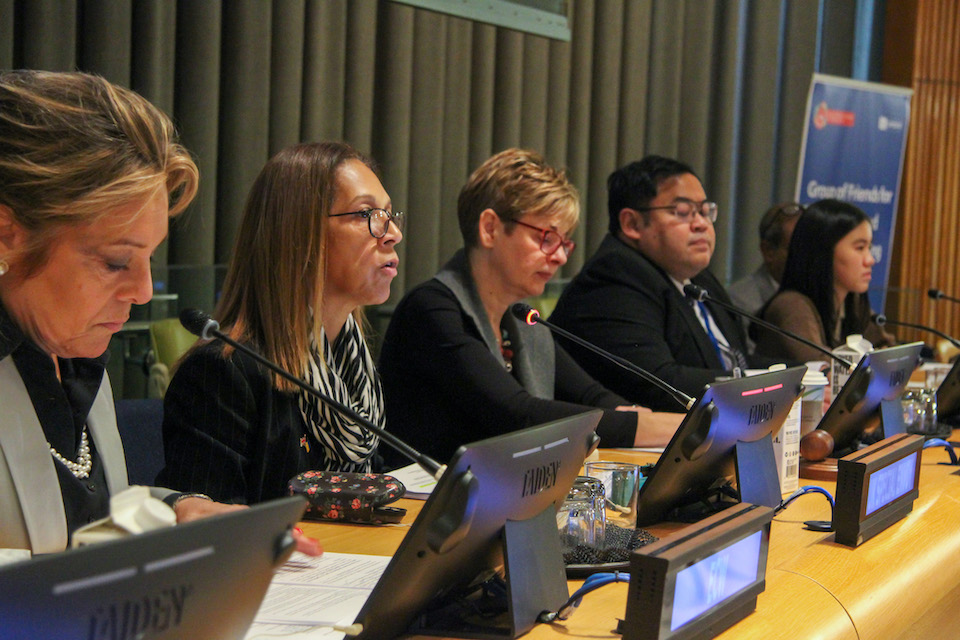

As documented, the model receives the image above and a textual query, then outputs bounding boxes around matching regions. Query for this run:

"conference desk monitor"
[623,502,774,640]
[800,342,924,481]
[0,496,306,640]
[833,432,924,547]
[353,410,602,640]
[635,367,807,526]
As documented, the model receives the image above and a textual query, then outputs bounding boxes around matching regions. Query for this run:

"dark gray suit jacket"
[550,234,761,411]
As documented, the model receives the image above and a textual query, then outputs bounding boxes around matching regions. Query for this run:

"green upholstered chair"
[146,318,197,398]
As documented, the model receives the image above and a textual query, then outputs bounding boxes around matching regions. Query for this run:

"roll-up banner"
[795,73,912,313]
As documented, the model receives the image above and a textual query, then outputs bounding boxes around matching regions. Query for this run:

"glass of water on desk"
[903,386,950,438]
[557,476,606,554]
[584,461,640,547]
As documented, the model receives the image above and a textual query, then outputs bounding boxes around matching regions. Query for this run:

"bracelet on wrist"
[172,492,212,508]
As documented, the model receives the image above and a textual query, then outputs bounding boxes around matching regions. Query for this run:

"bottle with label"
[763,364,801,494]
[800,364,829,437]
[830,334,872,401]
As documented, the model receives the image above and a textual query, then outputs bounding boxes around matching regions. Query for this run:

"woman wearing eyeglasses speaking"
[158,142,403,505]
[377,149,682,467]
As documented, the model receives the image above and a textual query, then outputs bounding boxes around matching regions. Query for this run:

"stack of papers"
[245,553,390,639]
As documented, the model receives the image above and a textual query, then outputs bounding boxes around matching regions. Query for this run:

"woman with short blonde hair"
[379,148,681,466]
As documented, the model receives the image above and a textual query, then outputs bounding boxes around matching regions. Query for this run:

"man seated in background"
[728,202,802,352]
[550,155,776,411]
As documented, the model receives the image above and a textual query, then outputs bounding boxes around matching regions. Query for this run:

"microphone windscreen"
[871,313,887,326]
[510,302,540,325]
[929,288,945,300]
[179,308,218,338]
[682,284,708,301]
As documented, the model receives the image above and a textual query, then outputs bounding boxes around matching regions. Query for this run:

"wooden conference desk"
[299,439,960,640]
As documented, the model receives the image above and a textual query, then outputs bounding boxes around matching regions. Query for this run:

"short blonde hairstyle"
[457,148,580,248]
[215,142,374,391]
[0,70,198,274]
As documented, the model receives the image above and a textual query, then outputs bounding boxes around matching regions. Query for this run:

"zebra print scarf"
[298,315,383,472]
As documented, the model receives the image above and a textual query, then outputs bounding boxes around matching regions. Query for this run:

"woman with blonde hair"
[159,142,403,504]
[0,70,243,552]
[378,148,681,465]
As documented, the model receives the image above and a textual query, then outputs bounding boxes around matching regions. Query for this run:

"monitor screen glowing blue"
[670,530,763,631]
[865,452,918,516]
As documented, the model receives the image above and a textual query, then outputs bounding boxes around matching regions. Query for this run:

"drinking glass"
[584,461,640,539]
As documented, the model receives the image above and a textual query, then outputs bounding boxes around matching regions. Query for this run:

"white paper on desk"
[273,553,389,589]
[387,462,437,499]
[248,552,390,629]
[254,583,370,626]
[246,622,347,639]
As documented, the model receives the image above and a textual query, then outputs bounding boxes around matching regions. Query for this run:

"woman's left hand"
[614,407,684,448]
[173,496,245,523]
[173,497,323,556]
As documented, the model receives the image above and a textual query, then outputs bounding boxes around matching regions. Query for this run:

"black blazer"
[157,341,325,505]
[550,234,759,411]
[378,278,637,467]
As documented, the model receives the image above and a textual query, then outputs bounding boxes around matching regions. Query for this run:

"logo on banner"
[878,115,904,131]
[813,101,856,129]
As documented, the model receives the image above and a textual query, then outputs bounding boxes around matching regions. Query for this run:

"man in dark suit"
[550,155,767,411]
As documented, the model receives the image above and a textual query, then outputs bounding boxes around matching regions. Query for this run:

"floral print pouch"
[288,471,407,524]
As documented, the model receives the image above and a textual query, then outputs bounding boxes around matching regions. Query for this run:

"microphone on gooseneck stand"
[872,314,960,349]
[681,284,855,368]
[509,303,695,411]
[178,308,445,480]
[928,289,960,305]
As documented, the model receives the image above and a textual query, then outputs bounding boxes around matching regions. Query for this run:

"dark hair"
[759,202,804,248]
[778,199,872,346]
[606,155,697,234]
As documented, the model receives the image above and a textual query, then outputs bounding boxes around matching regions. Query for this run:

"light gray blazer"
[0,356,171,553]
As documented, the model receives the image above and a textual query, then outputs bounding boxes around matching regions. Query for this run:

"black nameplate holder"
[622,503,774,640]
[833,433,924,547]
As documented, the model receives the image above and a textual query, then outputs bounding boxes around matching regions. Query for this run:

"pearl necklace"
[49,427,92,479]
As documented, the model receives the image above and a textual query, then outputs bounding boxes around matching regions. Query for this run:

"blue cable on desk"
[777,486,835,512]
[777,486,835,532]
[538,571,630,623]
[923,438,959,465]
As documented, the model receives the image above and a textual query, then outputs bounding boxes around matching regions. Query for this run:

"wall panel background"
[4,0,864,313]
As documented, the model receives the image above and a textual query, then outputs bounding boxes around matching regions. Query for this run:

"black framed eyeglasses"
[328,208,404,238]
[513,220,576,257]
[636,199,718,224]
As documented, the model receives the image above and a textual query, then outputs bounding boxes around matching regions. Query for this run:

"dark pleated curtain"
[2,0,860,311]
